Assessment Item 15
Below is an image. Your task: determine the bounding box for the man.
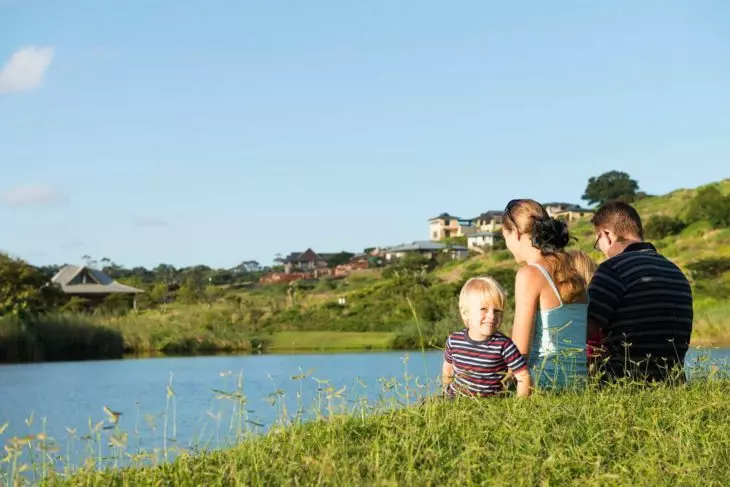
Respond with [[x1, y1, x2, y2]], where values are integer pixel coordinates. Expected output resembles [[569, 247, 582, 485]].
[[587, 201, 693, 382]]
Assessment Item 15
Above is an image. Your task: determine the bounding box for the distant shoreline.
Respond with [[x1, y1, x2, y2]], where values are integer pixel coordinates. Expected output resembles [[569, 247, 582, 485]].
[[1, 330, 726, 365]]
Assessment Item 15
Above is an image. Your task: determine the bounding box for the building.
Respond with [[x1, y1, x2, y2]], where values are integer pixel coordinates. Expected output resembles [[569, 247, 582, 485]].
[[543, 202, 578, 217], [385, 241, 469, 261], [472, 211, 504, 232], [51, 265, 144, 309], [428, 213, 478, 241], [551, 205, 594, 222], [467, 231, 502, 249]]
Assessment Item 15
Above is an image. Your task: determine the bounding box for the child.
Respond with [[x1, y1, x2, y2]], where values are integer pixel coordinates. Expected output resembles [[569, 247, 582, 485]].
[[568, 250, 601, 370], [442, 276, 531, 398]]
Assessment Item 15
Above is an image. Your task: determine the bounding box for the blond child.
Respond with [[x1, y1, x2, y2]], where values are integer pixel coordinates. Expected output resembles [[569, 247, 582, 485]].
[[442, 276, 531, 398]]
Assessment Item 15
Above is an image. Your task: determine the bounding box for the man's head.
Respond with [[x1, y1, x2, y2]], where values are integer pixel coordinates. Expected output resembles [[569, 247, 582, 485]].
[[590, 201, 643, 257]]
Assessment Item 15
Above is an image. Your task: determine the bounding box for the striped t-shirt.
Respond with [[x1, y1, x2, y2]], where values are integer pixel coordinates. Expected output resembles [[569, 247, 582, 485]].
[[587, 242, 693, 381], [444, 330, 528, 397]]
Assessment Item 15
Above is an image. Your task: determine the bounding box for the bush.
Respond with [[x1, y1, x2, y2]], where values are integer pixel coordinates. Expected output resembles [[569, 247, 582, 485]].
[[687, 258, 730, 279], [644, 215, 686, 239], [685, 186, 730, 228]]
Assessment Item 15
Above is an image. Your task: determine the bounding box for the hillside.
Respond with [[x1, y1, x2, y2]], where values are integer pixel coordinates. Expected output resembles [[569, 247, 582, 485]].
[[241, 178, 730, 347]]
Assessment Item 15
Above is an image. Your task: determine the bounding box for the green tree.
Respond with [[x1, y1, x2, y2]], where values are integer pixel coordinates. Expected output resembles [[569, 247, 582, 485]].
[[582, 171, 640, 206], [326, 252, 355, 268], [685, 186, 730, 228], [149, 282, 169, 306], [0, 253, 64, 317]]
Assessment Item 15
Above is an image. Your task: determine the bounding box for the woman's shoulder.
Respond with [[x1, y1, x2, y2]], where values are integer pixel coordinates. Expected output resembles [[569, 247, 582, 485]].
[[515, 264, 547, 291]]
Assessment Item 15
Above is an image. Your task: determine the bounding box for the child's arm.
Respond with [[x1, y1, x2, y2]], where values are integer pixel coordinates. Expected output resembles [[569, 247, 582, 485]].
[[501, 337, 531, 398], [442, 361, 454, 394], [513, 368, 531, 398], [442, 336, 454, 394]]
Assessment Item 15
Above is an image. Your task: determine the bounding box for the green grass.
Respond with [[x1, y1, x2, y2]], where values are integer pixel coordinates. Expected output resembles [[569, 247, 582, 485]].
[[264, 331, 395, 352], [39, 377, 730, 486]]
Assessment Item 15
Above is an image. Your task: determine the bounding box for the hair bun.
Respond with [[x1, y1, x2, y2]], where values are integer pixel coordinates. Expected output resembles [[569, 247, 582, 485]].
[[531, 217, 570, 253]]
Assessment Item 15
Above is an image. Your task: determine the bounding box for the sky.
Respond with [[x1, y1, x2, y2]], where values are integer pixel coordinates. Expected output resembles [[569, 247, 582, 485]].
[[1, 0, 729, 269]]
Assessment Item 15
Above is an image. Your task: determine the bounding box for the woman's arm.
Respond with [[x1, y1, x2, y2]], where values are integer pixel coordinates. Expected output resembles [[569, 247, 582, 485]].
[[511, 265, 542, 359]]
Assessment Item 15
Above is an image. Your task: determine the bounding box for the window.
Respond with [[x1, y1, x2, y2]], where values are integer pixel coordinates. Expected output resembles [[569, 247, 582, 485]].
[[444, 219, 450, 226], [432, 231, 438, 239]]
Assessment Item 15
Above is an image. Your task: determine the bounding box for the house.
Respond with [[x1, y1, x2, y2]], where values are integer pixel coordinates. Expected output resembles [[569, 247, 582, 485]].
[[472, 211, 504, 232], [282, 248, 335, 274], [51, 265, 144, 309], [467, 231, 502, 249], [551, 205, 594, 222], [385, 241, 469, 261], [428, 213, 477, 241], [543, 202, 578, 217]]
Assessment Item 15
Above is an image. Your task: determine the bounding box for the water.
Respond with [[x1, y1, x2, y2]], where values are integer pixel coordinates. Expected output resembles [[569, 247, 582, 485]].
[[0, 348, 728, 473]]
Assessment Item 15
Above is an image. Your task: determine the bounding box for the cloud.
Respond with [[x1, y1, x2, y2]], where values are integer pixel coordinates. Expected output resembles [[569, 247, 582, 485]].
[[131, 216, 168, 227], [0, 46, 55, 94], [0, 185, 67, 206]]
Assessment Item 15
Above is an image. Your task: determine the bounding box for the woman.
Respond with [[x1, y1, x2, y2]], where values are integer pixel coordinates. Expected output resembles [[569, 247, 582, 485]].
[[502, 199, 588, 390]]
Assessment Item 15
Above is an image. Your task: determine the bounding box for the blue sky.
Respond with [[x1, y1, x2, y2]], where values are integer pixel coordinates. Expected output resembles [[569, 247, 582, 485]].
[[1, 1, 729, 269]]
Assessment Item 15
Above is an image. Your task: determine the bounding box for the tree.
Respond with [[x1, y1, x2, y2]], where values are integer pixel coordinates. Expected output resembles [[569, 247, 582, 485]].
[[582, 171, 639, 206], [0, 253, 65, 317], [685, 186, 730, 228], [326, 252, 355, 268]]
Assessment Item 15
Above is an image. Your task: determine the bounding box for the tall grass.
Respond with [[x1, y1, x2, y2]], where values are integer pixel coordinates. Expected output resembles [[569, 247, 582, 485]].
[[0, 314, 124, 362], [9, 374, 727, 486]]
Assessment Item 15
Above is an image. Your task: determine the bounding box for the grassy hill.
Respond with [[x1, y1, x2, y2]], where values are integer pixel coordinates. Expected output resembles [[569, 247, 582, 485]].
[[234, 178, 730, 348], [3, 180, 728, 362]]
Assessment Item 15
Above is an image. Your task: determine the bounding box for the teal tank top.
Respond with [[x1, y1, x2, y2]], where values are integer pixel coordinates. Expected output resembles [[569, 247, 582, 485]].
[[526, 263, 588, 390]]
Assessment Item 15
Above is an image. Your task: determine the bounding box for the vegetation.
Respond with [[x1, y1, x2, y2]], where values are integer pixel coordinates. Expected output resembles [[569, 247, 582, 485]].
[[581, 170, 642, 206], [7, 375, 725, 486], [644, 215, 686, 240], [2, 178, 730, 361]]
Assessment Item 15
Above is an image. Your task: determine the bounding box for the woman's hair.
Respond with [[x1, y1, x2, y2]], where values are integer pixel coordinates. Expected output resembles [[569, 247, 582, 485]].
[[568, 250, 597, 287], [503, 199, 586, 303], [459, 276, 506, 321]]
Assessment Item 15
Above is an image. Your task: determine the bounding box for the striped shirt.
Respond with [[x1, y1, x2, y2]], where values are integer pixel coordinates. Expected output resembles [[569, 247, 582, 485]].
[[587, 242, 693, 381], [444, 330, 528, 397]]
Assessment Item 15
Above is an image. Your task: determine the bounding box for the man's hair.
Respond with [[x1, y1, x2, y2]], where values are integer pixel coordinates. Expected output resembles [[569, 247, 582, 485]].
[[590, 201, 644, 240]]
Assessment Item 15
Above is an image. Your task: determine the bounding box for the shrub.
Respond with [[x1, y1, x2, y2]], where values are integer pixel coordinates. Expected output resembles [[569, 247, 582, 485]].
[[644, 215, 686, 239], [685, 186, 730, 228]]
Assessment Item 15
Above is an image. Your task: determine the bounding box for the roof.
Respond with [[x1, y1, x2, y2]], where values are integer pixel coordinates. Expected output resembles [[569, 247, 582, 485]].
[[543, 202, 576, 208], [51, 265, 144, 294], [472, 210, 504, 221], [553, 205, 594, 213], [298, 248, 325, 263], [386, 241, 469, 252], [428, 212, 461, 222]]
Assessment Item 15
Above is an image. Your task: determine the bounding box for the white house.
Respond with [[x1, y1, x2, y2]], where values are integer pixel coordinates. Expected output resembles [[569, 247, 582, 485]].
[[467, 232, 501, 250]]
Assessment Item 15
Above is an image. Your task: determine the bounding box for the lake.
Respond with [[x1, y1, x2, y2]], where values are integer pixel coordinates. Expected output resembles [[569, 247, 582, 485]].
[[1, 347, 728, 473]]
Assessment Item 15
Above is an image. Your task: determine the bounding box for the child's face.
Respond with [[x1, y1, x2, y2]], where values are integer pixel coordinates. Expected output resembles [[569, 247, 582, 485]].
[[464, 296, 503, 339]]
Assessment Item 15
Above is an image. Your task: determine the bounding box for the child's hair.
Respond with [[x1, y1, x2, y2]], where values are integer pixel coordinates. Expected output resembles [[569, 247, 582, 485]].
[[568, 250, 597, 287], [459, 276, 506, 321]]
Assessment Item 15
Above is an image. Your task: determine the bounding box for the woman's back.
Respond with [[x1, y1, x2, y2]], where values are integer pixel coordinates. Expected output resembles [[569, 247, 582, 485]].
[[527, 262, 588, 388]]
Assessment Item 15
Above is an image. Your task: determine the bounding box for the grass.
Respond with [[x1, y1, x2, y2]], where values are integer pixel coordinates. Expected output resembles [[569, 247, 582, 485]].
[[27, 375, 730, 486], [264, 331, 395, 352]]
